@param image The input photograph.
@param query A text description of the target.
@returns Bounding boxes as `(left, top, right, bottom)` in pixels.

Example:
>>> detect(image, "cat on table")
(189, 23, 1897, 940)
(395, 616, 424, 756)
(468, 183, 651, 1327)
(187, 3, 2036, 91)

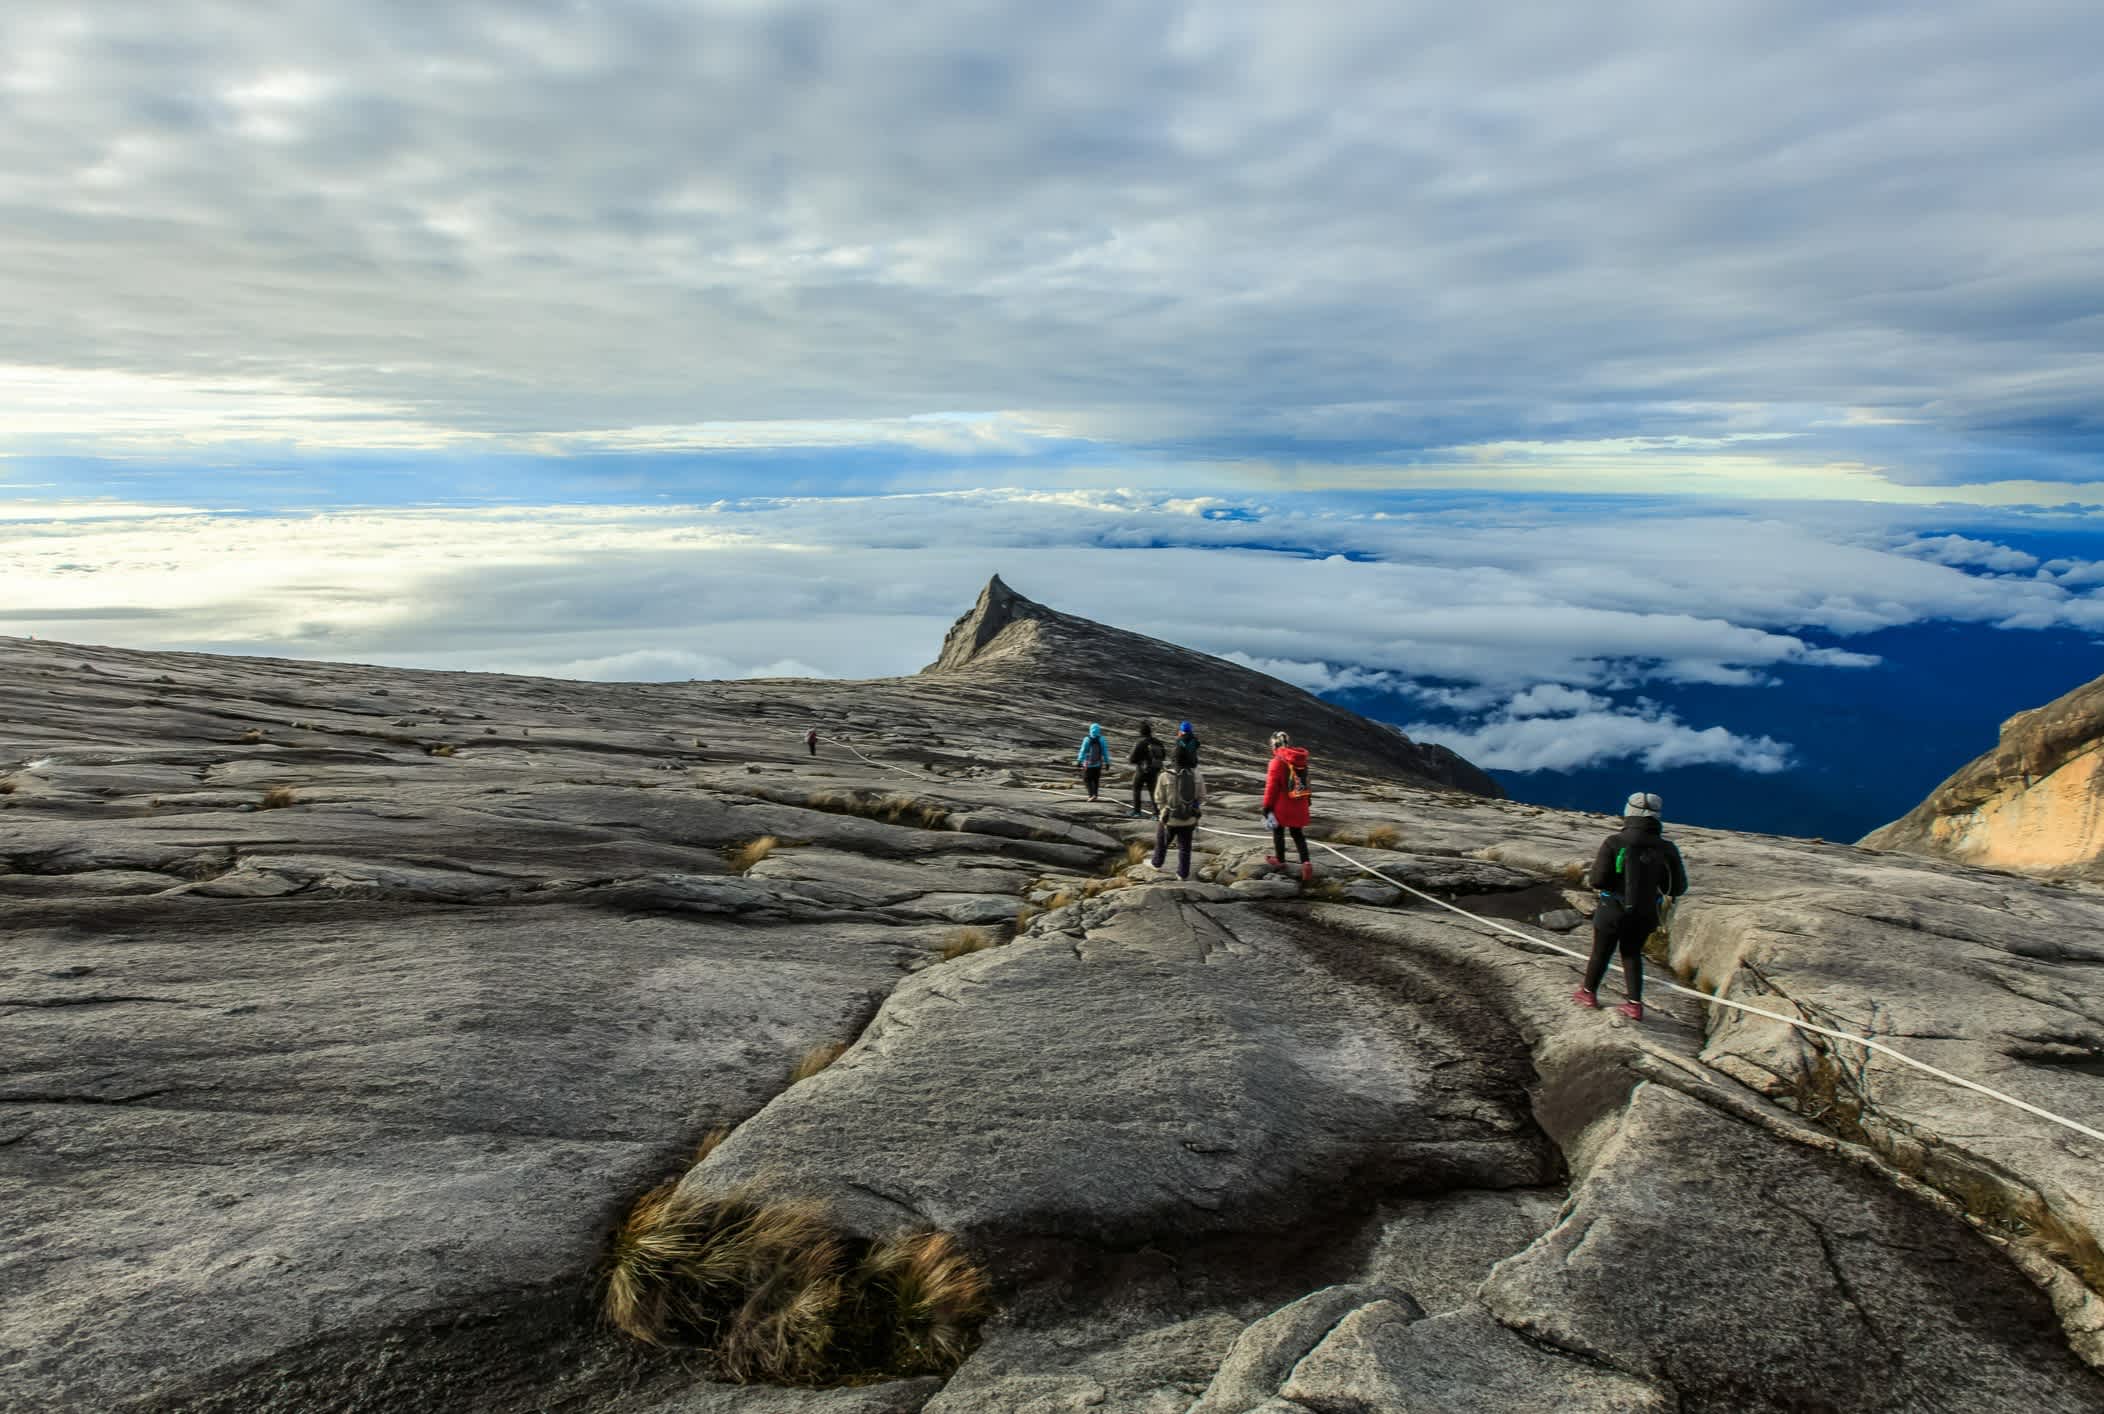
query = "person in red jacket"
(1261, 730, 1315, 881)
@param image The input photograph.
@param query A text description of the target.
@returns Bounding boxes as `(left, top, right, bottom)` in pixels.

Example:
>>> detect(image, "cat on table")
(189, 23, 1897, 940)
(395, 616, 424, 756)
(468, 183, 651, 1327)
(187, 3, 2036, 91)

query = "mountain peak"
(925, 574, 1048, 673)
(920, 575, 1501, 796)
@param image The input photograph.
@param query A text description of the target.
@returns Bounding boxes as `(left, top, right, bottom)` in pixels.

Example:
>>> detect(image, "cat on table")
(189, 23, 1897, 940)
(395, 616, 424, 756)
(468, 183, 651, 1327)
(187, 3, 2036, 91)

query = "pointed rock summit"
(926, 573, 1045, 673)
(921, 575, 1501, 796)
(1863, 668, 2104, 877)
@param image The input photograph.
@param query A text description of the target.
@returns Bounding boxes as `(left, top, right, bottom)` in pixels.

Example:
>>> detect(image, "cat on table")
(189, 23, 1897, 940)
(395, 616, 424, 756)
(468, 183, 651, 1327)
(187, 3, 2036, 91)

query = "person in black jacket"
(1574, 791, 1688, 1022)
(1128, 722, 1167, 818)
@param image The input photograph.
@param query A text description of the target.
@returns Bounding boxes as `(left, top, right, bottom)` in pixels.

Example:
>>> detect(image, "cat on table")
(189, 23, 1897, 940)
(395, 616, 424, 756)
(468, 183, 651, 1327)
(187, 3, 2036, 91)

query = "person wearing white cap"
(1574, 791, 1688, 1021)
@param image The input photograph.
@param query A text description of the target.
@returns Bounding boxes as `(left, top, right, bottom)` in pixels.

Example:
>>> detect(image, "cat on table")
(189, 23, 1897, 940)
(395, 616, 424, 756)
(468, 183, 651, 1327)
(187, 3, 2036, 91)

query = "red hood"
(1276, 747, 1308, 769)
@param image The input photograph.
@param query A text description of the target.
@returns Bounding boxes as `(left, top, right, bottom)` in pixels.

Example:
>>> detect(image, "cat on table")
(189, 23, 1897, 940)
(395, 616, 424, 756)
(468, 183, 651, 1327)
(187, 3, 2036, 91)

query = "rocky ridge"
(1865, 667, 2104, 879)
(3, 580, 2102, 1413)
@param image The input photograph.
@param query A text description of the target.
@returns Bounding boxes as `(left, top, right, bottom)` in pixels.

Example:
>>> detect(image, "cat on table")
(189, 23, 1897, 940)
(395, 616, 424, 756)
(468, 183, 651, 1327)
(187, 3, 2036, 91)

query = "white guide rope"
(800, 727, 2104, 1148)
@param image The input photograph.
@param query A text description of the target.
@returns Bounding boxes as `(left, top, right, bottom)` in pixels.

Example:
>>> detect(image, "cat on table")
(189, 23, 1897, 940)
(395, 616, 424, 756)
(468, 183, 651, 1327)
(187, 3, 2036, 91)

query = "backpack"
(1082, 735, 1108, 765)
(1285, 759, 1311, 800)
(1141, 737, 1166, 773)
(1160, 764, 1201, 818)
(1615, 836, 1670, 910)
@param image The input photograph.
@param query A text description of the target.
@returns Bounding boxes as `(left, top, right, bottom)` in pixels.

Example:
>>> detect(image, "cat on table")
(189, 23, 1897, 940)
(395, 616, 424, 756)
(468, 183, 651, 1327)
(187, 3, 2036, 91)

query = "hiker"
(1261, 730, 1315, 881)
(805, 728, 818, 757)
(1176, 719, 1200, 761)
(1575, 791, 1689, 1022)
(1128, 721, 1167, 818)
(1151, 736, 1207, 880)
(1074, 723, 1111, 801)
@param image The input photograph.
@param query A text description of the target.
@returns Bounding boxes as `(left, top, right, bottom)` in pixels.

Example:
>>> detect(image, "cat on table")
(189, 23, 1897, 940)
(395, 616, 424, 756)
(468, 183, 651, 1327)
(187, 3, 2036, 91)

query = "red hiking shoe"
(1617, 1000, 1645, 1022)
(1571, 987, 1598, 1009)
(1300, 860, 1315, 882)
(1264, 855, 1283, 868)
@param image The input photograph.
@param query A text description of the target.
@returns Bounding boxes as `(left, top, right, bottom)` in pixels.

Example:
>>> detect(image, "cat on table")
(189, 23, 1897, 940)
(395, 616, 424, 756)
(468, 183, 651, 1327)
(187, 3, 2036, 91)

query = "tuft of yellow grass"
(939, 927, 992, 961)
(1010, 904, 1038, 935)
(849, 1230, 994, 1374)
(727, 836, 780, 873)
(1123, 839, 1150, 867)
(1365, 824, 1400, 849)
(1330, 827, 1364, 846)
(426, 743, 457, 757)
(259, 785, 298, 810)
(790, 1042, 847, 1084)
(0, 778, 15, 795)
(692, 1126, 733, 1165)
(604, 1181, 843, 1383)
(237, 728, 264, 744)
(603, 1182, 992, 1383)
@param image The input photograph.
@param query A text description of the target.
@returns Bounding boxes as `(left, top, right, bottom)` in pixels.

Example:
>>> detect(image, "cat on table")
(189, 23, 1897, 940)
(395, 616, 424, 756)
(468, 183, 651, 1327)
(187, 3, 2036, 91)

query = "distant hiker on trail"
(1176, 720, 1200, 761)
(1151, 736, 1207, 880)
(1075, 723, 1111, 801)
(1262, 731, 1315, 882)
(1575, 791, 1689, 1022)
(805, 728, 819, 757)
(1128, 721, 1167, 818)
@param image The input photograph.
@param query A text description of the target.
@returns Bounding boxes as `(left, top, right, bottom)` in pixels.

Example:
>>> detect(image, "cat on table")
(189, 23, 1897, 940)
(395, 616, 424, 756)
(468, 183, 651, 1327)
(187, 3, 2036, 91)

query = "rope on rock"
(801, 727, 2104, 1147)
(1195, 821, 2104, 1148)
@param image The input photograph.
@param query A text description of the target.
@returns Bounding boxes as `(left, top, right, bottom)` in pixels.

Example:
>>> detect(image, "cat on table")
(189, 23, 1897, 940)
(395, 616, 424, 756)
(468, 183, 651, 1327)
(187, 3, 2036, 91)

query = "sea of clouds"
(6, 489, 2102, 776)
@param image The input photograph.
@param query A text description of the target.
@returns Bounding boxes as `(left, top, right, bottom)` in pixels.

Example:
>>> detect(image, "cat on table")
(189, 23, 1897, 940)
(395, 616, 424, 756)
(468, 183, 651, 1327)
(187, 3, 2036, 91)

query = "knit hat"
(1624, 791, 1663, 818)
(1178, 720, 1193, 735)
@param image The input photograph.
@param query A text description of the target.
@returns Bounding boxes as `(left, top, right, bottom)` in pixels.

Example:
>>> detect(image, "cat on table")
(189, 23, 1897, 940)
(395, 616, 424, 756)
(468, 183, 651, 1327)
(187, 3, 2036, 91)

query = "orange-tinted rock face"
(1863, 671, 2104, 878)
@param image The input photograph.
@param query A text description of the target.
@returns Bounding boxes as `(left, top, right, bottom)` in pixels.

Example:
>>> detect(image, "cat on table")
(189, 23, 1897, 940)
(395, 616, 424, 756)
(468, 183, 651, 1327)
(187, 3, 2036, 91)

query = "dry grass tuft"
(1011, 904, 1039, 935)
(1560, 859, 1588, 886)
(605, 1181, 844, 1382)
(692, 1126, 733, 1164)
(801, 788, 950, 831)
(1365, 824, 1400, 850)
(237, 728, 265, 744)
(938, 927, 992, 961)
(258, 785, 298, 810)
(1043, 889, 1077, 912)
(848, 1231, 994, 1374)
(790, 1042, 847, 1084)
(1329, 827, 1364, 846)
(727, 836, 780, 873)
(0, 778, 15, 795)
(426, 742, 457, 757)
(603, 1184, 992, 1384)
(1123, 839, 1150, 866)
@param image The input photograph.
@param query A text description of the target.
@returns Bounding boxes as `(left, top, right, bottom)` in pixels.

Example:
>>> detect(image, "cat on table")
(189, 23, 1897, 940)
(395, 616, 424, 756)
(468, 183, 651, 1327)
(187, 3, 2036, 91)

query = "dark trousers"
(1133, 769, 1159, 812)
(1272, 825, 1308, 862)
(807, 740, 816, 756)
(1153, 822, 1194, 878)
(1082, 765, 1103, 798)
(1584, 898, 1656, 1000)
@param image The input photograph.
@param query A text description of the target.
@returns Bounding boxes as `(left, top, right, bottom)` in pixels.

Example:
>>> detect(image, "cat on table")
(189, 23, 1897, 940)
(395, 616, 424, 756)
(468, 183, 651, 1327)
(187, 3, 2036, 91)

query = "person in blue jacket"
(1074, 723, 1111, 801)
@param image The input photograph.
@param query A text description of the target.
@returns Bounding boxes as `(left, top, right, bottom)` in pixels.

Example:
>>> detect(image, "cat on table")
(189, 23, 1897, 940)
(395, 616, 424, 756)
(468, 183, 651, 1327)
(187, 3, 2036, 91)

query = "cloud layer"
(7, 489, 2102, 773)
(3, 2, 2103, 488)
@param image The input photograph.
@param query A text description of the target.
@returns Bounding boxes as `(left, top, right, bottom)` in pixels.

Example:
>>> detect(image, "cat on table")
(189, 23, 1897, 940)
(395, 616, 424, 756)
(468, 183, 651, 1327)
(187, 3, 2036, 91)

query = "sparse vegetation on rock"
(603, 1181, 990, 1383)
(259, 786, 298, 810)
(938, 926, 992, 960)
(789, 1042, 847, 1084)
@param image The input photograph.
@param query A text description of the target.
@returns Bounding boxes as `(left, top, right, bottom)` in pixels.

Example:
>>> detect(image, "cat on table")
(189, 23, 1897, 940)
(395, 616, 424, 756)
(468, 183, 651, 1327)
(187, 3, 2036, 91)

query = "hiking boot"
(1265, 855, 1284, 868)
(1300, 860, 1315, 882)
(1617, 1000, 1645, 1022)
(1571, 987, 1598, 1009)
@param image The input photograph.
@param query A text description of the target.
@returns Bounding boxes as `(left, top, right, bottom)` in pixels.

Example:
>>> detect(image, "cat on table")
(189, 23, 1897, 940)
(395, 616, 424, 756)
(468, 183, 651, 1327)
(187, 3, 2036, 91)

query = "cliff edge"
(1862, 669, 2104, 877)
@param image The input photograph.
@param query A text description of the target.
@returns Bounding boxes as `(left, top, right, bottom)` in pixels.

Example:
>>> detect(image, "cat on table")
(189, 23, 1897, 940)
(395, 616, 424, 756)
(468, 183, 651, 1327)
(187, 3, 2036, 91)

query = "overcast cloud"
(2, 2, 2102, 491)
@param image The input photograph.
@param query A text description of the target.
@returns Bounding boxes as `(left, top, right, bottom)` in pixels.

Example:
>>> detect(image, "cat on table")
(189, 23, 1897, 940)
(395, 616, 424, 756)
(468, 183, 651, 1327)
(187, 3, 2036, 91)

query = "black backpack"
(1160, 764, 1201, 817)
(1141, 737, 1166, 773)
(1616, 836, 1671, 910)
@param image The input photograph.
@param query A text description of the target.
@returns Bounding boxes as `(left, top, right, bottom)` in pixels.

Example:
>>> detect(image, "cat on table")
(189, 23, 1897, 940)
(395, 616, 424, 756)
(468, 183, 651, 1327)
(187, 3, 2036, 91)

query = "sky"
(3, 3, 2103, 828)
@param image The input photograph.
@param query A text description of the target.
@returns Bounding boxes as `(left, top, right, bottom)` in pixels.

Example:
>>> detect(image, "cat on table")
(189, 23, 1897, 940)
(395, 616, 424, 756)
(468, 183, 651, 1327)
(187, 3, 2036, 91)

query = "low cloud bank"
(4, 489, 2099, 774)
